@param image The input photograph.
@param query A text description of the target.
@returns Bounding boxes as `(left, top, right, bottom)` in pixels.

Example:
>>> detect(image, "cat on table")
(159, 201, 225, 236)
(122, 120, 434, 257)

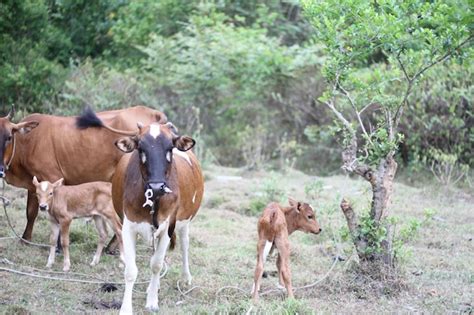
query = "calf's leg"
(252, 238, 266, 302)
(60, 220, 72, 272)
(46, 223, 60, 268)
(104, 210, 124, 262)
(275, 236, 293, 299)
(91, 216, 108, 266)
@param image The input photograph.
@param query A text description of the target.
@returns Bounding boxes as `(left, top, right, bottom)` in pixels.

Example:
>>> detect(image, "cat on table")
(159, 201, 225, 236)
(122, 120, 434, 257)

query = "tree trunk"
(341, 155, 398, 266)
(371, 156, 398, 223)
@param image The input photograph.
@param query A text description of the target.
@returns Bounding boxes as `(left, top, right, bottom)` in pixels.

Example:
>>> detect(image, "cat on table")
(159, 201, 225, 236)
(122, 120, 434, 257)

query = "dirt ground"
(0, 166, 473, 314)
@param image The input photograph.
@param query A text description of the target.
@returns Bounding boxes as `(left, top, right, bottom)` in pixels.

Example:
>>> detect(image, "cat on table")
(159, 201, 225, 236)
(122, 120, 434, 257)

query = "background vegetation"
(2, 0, 471, 179)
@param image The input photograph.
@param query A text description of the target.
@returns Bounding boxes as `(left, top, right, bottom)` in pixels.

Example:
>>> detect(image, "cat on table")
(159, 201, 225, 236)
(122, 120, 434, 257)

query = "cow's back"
(5, 106, 165, 191)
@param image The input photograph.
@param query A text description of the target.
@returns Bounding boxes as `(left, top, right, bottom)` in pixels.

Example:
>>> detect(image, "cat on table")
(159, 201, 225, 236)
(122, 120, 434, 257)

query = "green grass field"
(1, 166, 472, 314)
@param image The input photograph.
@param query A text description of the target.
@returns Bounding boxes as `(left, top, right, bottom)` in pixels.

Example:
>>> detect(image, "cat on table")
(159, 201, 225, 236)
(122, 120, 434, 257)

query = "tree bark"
(370, 156, 398, 223)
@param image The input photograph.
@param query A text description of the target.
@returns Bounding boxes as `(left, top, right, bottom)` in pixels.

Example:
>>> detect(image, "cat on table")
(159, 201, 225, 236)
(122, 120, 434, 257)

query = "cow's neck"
(282, 206, 298, 235)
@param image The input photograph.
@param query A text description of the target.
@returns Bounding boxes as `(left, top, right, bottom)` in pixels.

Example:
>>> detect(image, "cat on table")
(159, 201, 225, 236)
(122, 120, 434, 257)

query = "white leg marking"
(176, 220, 192, 284)
(146, 222, 171, 311)
(120, 216, 138, 315)
(263, 241, 273, 263)
(149, 124, 161, 138)
(172, 148, 192, 166)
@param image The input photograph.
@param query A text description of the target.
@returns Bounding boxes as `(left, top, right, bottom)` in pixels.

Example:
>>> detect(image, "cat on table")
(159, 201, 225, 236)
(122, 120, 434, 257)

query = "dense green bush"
(400, 60, 473, 169)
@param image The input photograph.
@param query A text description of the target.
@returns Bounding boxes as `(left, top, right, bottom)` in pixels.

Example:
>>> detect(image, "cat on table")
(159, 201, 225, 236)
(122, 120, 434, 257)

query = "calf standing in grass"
(252, 198, 321, 302)
(32, 176, 123, 271)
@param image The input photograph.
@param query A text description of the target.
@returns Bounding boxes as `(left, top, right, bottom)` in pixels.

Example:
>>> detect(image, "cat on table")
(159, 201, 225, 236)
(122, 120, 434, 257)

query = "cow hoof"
(183, 276, 192, 286)
(146, 304, 159, 312)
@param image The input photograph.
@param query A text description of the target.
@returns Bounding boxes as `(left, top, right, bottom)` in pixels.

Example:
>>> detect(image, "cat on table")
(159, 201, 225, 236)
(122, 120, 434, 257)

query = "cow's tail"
(76, 106, 137, 136)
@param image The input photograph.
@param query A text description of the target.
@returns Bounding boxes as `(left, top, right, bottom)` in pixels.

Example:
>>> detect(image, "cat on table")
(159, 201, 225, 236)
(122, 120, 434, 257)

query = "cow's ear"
(115, 137, 137, 153)
(32, 176, 39, 186)
(173, 136, 195, 152)
(53, 178, 64, 188)
(165, 122, 178, 135)
(288, 197, 300, 212)
(12, 121, 39, 134)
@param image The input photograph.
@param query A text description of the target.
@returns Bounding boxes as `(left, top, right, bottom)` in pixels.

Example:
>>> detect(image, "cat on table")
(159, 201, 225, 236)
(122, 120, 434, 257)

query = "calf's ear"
(173, 136, 195, 152)
(53, 178, 64, 188)
(12, 121, 39, 134)
(115, 137, 137, 153)
(32, 176, 39, 186)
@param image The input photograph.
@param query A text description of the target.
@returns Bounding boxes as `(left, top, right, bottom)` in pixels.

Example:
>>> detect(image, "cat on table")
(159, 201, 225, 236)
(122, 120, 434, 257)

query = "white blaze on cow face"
(149, 124, 161, 139)
(41, 182, 49, 192)
(172, 148, 192, 166)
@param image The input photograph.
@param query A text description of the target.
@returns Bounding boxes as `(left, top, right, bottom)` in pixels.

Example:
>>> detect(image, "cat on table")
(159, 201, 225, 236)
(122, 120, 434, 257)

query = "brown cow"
(1, 106, 166, 242)
(32, 177, 123, 271)
(77, 109, 203, 314)
(251, 198, 321, 302)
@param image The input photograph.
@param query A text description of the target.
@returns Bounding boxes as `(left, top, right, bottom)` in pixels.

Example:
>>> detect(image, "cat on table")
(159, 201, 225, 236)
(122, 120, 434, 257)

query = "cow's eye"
(140, 151, 147, 164)
(6, 135, 11, 142)
(307, 215, 314, 220)
(49, 192, 53, 196)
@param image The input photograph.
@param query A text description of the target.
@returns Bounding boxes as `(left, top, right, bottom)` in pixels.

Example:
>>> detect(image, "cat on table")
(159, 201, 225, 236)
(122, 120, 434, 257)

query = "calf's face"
(289, 198, 322, 234)
(32, 176, 64, 211)
(115, 122, 195, 201)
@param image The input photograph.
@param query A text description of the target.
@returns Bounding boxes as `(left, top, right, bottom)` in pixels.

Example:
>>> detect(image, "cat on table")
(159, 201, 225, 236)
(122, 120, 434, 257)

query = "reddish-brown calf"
(251, 198, 321, 301)
(32, 177, 123, 271)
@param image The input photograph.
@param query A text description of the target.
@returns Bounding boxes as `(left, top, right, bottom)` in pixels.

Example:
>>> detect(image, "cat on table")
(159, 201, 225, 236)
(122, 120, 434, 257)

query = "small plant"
(206, 196, 227, 209)
(246, 173, 285, 216)
(426, 148, 469, 187)
(304, 179, 324, 201)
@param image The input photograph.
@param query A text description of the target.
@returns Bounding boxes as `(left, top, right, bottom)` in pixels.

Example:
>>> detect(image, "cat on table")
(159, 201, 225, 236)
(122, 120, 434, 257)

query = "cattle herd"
(0, 106, 321, 314)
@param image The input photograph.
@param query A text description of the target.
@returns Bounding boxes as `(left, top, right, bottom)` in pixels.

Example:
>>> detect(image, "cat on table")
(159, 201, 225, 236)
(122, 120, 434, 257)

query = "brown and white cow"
(0, 106, 166, 242)
(251, 198, 321, 302)
(32, 177, 123, 271)
(77, 110, 203, 314)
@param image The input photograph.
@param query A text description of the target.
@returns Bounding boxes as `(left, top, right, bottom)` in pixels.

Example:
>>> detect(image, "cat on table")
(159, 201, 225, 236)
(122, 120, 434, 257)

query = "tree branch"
(393, 34, 473, 129)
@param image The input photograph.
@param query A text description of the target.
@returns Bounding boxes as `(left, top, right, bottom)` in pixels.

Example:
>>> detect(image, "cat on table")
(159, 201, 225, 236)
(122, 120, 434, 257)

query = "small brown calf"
(32, 177, 123, 271)
(251, 198, 321, 302)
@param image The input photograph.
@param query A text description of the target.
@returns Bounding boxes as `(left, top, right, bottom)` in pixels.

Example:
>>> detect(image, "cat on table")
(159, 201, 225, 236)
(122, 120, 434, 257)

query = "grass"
(0, 165, 473, 314)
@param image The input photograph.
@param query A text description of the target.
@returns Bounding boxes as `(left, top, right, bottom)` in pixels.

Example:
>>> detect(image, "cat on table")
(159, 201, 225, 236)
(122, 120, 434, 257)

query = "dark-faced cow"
(77, 110, 204, 314)
(1, 106, 166, 242)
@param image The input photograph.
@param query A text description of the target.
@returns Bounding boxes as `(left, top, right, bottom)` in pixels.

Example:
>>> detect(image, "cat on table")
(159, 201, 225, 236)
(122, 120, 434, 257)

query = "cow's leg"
(46, 222, 60, 268)
(105, 234, 120, 255)
(146, 232, 170, 311)
(178, 222, 192, 285)
(120, 217, 138, 315)
(251, 238, 266, 302)
(22, 191, 39, 241)
(276, 253, 285, 288)
(90, 216, 107, 266)
(60, 220, 72, 272)
(275, 236, 293, 299)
